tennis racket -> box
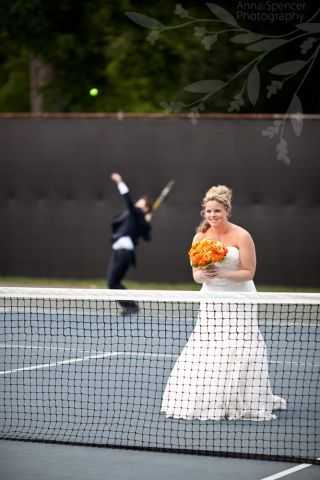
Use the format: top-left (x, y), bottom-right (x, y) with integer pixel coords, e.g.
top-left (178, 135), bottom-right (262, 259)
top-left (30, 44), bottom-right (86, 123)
top-left (152, 180), bottom-right (175, 211)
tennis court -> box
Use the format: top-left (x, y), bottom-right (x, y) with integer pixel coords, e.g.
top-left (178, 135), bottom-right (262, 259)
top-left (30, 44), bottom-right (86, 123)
top-left (1, 3), bottom-right (320, 479)
top-left (1, 287), bottom-right (319, 480)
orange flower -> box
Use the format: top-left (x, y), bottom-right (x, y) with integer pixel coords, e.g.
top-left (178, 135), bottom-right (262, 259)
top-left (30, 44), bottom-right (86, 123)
top-left (188, 239), bottom-right (228, 268)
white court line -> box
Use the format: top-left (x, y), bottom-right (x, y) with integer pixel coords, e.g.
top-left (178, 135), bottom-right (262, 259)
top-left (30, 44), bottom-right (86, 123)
top-left (0, 351), bottom-right (175, 375)
top-left (0, 343), bottom-right (95, 353)
top-left (1, 344), bottom-right (319, 370)
top-left (287, 323), bottom-right (319, 328)
top-left (259, 460), bottom-right (320, 480)
top-left (0, 343), bottom-right (74, 352)
top-left (269, 360), bottom-right (320, 369)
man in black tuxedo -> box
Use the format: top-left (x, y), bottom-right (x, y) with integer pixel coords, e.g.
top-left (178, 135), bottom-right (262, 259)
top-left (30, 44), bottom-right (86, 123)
top-left (107, 172), bottom-right (152, 314)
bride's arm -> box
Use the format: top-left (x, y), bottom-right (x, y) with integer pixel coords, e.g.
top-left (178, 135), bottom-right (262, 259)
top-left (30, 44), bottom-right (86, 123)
top-left (217, 230), bottom-right (256, 282)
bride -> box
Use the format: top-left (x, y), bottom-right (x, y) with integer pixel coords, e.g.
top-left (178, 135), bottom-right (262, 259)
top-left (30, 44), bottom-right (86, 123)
top-left (161, 185), bottom-right (286, 421)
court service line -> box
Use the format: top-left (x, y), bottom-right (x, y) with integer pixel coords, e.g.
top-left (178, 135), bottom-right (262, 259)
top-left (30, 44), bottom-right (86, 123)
top-left (0, 343), bottom-right (75, 352)
top-left (269, 359), bottom-right (320, 369)
top-left (0, 351), bottom-right (176, 375)
top-left (0, 343), bottom-right (96, 353)
top-left (1, 344), bottom-right (319, 370)
top-left (259, 460), bottom-right (319, 480)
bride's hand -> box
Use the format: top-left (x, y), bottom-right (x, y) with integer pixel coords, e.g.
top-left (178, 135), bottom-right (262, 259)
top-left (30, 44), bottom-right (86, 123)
top-left (203, 265), bottom-right (230, 279)
top-left (202, 264), bottom-right (219, 279)
top-left (193, 264), bottom-right (223, 283)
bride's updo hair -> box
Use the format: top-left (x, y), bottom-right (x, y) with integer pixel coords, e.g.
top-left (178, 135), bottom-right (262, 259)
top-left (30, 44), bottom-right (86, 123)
top-left (204, 185), bottom-right (232, 210)
top-left (197, 185), bottom-right (232, 233)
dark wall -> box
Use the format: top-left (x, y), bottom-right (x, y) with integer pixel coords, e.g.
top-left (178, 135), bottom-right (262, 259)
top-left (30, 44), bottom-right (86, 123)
top-left (0, 115), bottom-right (319, 286)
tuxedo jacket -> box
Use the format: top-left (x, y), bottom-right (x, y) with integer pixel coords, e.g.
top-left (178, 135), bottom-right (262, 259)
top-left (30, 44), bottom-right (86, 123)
top-left (111, 191), bottom-right (151, 247)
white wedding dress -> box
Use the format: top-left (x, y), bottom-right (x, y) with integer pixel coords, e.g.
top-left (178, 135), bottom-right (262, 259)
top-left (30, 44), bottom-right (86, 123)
top-left (161, 246), bottom-right (286, 421)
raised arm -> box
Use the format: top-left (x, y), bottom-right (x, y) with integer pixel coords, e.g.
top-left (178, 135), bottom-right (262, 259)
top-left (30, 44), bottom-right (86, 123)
top-left (111, 172), bottom-right (135, 212)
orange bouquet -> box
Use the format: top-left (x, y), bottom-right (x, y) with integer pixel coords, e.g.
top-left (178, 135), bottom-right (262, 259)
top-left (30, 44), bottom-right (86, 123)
top-left (188, 239), bottom-right (228, 269)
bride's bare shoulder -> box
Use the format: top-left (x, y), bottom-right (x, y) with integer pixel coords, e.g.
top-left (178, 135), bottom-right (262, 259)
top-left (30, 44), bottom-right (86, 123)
top-left (231, 223), bottom-right (253, 240)
top-left (192, 232), bottom-right (204, 243)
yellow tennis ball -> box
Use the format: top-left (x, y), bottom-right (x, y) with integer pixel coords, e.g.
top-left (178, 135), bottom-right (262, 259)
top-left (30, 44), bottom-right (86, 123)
top-left (89, 88), bottom-right (99, 97)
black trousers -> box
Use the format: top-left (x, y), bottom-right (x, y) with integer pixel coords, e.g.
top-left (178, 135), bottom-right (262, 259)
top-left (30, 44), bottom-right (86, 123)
top-left (107, 249), bottom-right (137, 308)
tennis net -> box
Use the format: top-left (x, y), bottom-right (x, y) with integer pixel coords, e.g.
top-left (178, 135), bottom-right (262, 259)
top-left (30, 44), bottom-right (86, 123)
top-left (0, 287), bottom-right (319, 464)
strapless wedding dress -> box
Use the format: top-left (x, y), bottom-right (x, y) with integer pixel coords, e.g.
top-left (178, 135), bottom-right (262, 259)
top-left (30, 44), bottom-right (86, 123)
top-left (161, 246), bottom-right (286, 421)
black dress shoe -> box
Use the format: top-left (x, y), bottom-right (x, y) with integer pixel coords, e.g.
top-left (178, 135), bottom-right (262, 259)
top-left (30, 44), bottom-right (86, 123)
top-left (121, 304), bottom-right (139, 315)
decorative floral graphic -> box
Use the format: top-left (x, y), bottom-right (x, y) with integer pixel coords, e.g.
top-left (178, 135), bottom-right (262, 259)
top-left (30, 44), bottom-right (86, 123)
top-left (126, 4), bottom-right (320, 164)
